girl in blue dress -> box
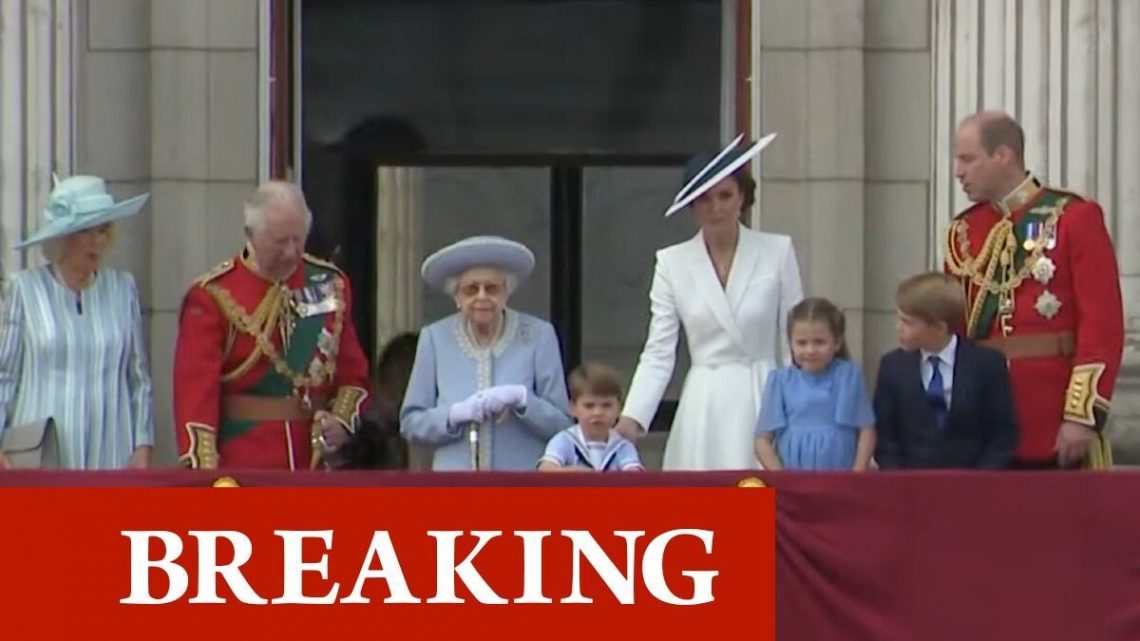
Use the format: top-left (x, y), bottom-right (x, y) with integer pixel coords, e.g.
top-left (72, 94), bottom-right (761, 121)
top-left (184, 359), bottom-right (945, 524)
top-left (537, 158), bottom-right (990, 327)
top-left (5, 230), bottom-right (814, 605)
top-left (754, 298), bottom-right (876, 471)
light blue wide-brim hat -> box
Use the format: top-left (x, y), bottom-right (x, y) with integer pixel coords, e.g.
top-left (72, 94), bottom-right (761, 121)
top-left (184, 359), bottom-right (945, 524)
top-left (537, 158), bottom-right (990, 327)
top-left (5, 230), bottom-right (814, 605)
top-left (13, 175), bottom-right (150, 249)
top-left (421, 235), bottom-right (536, 292)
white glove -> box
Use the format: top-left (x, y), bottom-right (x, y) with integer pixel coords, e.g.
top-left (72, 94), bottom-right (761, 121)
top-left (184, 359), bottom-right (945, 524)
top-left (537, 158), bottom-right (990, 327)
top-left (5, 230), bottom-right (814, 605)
top-left (447, 393), bottom-right (487, 427)
top-left (480, 384), bottom-right (528, 415)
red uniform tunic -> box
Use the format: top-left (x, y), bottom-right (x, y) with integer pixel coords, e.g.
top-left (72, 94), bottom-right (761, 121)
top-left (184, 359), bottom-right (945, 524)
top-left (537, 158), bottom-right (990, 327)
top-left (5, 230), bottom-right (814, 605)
top-left (944, 175), bottom-right (1124, 465)
top-left (173, 249), bottom-right (371, 470)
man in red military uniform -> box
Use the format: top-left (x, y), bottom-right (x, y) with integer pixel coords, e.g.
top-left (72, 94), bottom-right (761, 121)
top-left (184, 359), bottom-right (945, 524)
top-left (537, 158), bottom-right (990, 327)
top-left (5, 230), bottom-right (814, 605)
top-left (944, 111), bottom-right (1124, 469)
top-left (173, 181), bottom-right (371, 470)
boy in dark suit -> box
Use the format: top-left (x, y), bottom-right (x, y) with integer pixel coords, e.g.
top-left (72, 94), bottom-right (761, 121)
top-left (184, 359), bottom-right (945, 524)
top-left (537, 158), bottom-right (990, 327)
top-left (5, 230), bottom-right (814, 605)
top-left (873, 272), bottom-right (1018, 469)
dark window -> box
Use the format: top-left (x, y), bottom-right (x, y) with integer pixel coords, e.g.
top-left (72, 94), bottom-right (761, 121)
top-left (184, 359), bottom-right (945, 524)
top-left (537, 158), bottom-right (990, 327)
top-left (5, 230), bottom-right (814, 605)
top-left (299, 0), bottom-right (720, 432)
top-left (301, 0), bottom-right (721, 157)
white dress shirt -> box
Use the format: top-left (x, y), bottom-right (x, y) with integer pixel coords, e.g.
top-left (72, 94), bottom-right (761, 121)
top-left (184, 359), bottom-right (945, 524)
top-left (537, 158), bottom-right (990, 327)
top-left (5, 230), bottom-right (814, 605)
top-left (919, 334), bottom-right (957, 408)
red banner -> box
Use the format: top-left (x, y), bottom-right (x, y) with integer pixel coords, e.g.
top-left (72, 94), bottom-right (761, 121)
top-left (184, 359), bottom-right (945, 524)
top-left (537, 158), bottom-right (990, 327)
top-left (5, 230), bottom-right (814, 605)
top-left (0, 485), bottom-right (775, 640)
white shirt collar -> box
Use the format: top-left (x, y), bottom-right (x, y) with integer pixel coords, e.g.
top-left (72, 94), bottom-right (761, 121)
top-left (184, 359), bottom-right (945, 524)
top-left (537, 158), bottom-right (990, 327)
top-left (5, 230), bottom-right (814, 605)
top-left (921, 334), bottom-right (958, 367)
top-left (573, 424), bottom-right (615, 447)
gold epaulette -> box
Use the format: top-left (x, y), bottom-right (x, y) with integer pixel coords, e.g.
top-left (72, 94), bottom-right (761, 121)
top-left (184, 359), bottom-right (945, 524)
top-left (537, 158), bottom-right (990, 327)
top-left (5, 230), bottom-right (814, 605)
top-left (194, 258), bottom-right (236, 287)
top-left (302, 253), bottom-right (346, 278)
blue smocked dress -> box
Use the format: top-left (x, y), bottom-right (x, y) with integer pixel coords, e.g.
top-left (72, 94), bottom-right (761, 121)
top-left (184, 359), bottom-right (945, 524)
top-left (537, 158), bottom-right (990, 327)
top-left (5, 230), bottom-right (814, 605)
top-left (754, 358), bottom-right (874, 470)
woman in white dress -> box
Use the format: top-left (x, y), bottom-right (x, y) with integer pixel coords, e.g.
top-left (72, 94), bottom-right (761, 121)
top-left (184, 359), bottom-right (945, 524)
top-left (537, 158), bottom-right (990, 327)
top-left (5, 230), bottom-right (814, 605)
top-left (615, 135), bottom-right (804, 470)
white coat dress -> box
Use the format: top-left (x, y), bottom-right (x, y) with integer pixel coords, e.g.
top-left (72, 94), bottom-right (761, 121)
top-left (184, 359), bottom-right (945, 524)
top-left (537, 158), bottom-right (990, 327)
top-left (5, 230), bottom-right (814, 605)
top-left (623, 224), bottom-right (804, 470)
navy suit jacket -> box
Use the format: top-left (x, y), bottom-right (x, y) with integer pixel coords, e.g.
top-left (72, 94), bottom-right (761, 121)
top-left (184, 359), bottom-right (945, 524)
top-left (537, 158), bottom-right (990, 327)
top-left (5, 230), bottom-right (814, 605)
top-left (873, 338), bottom-right (1018, 469)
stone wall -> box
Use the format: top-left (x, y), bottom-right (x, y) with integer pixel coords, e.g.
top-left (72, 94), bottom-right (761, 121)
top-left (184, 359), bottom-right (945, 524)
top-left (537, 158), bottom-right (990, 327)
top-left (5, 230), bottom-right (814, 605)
top-left (759, 0), bottom-right (869, 364)
top-left (77, 0), bottom-right (262, 465)
top-left (758, 0), bottom-right (935, 381)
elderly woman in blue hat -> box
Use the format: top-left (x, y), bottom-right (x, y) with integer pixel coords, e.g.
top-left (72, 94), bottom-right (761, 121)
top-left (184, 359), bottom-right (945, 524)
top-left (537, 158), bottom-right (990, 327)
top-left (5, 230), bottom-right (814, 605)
top-left (400, 236), bottom-right (572, 470)
top-left (616, 135), bottom-right (804, 470)
top-left (0, 175), bottom-right (155, 470)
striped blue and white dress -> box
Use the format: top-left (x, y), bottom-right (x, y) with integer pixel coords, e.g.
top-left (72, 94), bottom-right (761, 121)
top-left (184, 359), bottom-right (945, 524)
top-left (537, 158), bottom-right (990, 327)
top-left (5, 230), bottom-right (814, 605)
top-left (0, 266), bottom-right (155, 469)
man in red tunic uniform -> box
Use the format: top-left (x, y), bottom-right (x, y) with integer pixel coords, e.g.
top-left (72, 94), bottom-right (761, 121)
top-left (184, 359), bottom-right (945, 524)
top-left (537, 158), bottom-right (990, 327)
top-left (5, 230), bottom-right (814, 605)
top-left (173, 181), bottom-right (371, 470)
top-left (944, 111), bottom-right (1124, 469)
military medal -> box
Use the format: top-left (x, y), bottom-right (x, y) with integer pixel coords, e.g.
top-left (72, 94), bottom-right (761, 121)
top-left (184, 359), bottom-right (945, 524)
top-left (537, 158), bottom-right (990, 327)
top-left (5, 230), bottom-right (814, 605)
top-left (292, 283), bottom-right (340, 317)
top-left (292, 285), bottom-right (311, 316)
top-left (1043, 216), bottom-right (1059, 249)
top-left (307, 358), bottom-right (324, 383)
top-left (1035, 290), bottom-right (1062, 319)
top-left (317, 328), bottom-right (335, 355)
top-left (1023, 220), bottom-right (1043, 252)
top-left (1031, 255), bottom-right (1056, 285)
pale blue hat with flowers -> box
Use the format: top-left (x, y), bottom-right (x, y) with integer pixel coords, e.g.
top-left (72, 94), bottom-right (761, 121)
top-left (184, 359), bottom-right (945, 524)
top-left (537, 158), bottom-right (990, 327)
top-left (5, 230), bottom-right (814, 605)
top-left (13, 175), bottom-right (149, 249)
top-left (421, 235), bottom-right (535, 292)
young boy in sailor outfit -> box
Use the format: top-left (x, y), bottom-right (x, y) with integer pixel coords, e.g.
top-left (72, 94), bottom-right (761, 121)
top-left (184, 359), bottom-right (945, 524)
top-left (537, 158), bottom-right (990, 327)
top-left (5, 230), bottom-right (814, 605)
top-left (538, 363), bottom-right (644, 472)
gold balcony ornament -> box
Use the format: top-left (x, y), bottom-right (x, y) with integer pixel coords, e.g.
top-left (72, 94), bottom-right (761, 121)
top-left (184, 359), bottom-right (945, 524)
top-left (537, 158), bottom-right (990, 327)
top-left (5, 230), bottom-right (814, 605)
top-left (212, 476), bottom-right (241, 488)
top-left (736, 477), bottom-right (766, 488)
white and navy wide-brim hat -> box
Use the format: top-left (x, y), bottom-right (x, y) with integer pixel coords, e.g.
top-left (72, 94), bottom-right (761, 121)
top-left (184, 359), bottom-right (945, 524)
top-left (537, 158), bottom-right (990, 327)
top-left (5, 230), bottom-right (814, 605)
top-left (663, 132), bottom-right (777, 217)
top-left (14, 175), bottom-right (150, 249)
top-left (420, 235), bottom-right (536, 292)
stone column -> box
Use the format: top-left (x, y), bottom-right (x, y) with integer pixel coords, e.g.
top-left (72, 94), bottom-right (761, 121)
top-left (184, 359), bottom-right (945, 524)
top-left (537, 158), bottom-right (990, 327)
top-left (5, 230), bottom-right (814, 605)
top-left (862, 0), bottom-right (935, 374)
top-left (930, 0), bottom-right (1136, 232)
top-left (1108, 0), bottom-right (1140, 461)
top-left (758, 0), bottom-right (867, 360)
top-left (75, 0), bottom-right (152, 304)
top-left (143, 0), bottom-right (261, 465)
top-left (930, 0), bottom-right (1140, 459)
top-left (374, 166), bottom-right (424, 359)
top-left (0, 0), bottom-right (74, 279)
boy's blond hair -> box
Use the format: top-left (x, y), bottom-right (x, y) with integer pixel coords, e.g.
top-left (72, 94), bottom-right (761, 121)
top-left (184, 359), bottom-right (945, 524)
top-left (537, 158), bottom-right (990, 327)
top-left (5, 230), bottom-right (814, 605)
top-left (896, 272), bottom-right (965, 327)
top-left (567, 362), bottom-right (624, 402)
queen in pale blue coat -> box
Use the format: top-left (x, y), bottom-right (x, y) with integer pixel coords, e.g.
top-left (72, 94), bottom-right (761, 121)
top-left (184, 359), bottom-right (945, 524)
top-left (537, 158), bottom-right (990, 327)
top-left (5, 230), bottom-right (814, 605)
top-left (0, 175), bottom-right (155, 470)
top-left (400, 236), bottom-right (572, 470)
